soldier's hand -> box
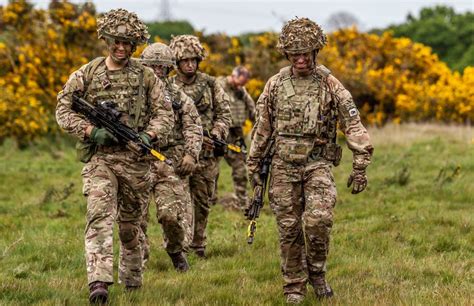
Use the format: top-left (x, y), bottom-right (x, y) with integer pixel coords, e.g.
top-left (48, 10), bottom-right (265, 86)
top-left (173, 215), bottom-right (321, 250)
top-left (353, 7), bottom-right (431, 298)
top-left (139, 132), bottom-right (152, 147)
top-left (347, 169), bottom-right (368, 194)
top-left (202, 136), bottom-right (215, 150)
top-left (179, 154), bottom-right (196, 176)
top-left (90, 127), bottom-right (118, 146)
top-left (209, 129), bottom-right (222, 141)
top-left (250, 172), bottom-right (263, 188)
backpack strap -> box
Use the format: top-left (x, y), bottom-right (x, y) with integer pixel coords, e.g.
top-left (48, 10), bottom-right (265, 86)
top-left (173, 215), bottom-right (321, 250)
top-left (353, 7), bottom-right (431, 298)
top-left (128, 59), bottom-right (146, 128)
top-left (279, 66), bottom-right (295, 98)
top-left (83, 57), bottom-right (106, 92)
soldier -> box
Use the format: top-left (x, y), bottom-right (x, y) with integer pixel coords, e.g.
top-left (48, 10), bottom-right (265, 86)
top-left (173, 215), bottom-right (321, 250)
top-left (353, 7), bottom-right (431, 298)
top-left (55, 9), bottom-right (174, 303)
top-left (129, 42), bottom-right (202, 271)
top-left (169, 35), bottom-right (232, 258)
top-left (247, 18), bottom-right (374, 304)
top-left (215, 66), bottom-right (255, 210)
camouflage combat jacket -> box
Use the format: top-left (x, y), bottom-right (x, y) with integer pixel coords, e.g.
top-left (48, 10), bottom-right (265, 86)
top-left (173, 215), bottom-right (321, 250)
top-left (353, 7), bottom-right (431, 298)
top-left (248, 65), bottom-right (373, 172)
top-left (171, 72), bottom-right (232, 158)
top-left (216, 76), bottom-right (255, 128)
top-left (56, 57), bottom-right (174, 154)
top-left (160, 78), bottom-right (203, 164)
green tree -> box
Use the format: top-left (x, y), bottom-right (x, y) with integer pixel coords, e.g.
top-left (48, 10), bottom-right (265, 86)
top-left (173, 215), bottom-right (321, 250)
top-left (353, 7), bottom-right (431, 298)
top-left (377, 6), bottom-right (474, 71)
top-left (146, 20), bottom-right (194, 41)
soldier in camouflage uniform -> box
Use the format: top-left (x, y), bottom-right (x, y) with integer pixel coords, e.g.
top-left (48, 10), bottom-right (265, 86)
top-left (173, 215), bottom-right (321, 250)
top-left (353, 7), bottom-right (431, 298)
top-left (247, 18), bottom-right (374, 304)
top-left (55, 9), bottom-right (174, 303)
top-left (169, 35), bottom-right (232, 258)
top-left (130, 42), bottom-right (202, 271)
top-left (215, 66), bottom-right (255, 210)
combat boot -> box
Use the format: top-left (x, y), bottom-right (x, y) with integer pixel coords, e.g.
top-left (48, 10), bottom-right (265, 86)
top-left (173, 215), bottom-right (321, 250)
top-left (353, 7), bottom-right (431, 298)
top-left (89, 281), bottom-right (108, 304)
top-left (125, 285), bottom-right (141, 292)
top-left (286, 293), bottom-right (305, 304)
top-left (312, 274), bottom-right (334, 299)
top-left (194, 248), bottom-right (206, 258)
top-left (168, 251), bottom-right (190, 272)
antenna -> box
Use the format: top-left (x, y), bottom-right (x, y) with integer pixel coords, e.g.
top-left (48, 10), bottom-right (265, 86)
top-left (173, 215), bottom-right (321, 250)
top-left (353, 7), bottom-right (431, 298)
top-left (158, 0), bottom-right (172, 21)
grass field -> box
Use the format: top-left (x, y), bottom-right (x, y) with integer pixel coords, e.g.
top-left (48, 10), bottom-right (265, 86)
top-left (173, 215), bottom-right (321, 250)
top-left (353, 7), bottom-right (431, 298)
top-left (0, 124), bottom-right (473, 305)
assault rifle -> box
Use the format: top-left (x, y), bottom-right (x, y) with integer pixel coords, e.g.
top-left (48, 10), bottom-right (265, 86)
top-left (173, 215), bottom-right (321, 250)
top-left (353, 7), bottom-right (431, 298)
top-left (246, 138), bottom-right (274, 244)
top-left (203, 130), bottom-right (247, 154)
top-left (71, 93), bottom-right (172, 165)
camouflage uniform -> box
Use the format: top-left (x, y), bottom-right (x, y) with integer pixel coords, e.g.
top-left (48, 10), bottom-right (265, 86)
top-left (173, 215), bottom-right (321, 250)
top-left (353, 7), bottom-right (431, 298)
top-left (56, 9), bottom-right (174, 291)
top-left (215, 76), bottom-right (255, 209)
top-left (132, 43), bottom-right (202, 267)
top-left (170, 35), bottom-right (232, 255)
top-left (150, 82), bottom-right (202, 252)
top-left (247, 18), bottom-right (373, 300)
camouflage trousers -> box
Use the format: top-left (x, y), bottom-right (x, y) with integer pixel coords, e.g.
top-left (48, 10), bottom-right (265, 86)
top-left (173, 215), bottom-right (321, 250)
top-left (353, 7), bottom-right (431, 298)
top-left (189, 157), bottom-right (219, 251)
top-left (212, 131), bottom-right (248, 210)
top-left (139, 161), bottom-right (191, 262)
top-left (223, 148), bottom-right (249, 209)
top-left (268, 157), bottom-right (337, 296)
top-left (82, 151), bottom-right (149, 287)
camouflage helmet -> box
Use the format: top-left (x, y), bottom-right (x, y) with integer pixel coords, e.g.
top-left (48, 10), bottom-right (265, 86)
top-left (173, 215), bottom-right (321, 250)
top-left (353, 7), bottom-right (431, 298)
top-left (277, 17), bottom-right (327, 54)
top-left (169, 35), bottom-right (206, 61)
top-left (140, 42), bottom-right (176, 67)
top-left (97, 8), bottom-right (150, 45)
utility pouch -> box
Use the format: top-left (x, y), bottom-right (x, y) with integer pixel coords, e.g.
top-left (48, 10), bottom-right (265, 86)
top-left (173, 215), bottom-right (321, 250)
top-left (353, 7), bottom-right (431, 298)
top-left (76, 140), bottom-right (97, 163)
top-left (276, 137), bottom-right (313, 165)
top-left (323, 143), bottom-right (342, 166)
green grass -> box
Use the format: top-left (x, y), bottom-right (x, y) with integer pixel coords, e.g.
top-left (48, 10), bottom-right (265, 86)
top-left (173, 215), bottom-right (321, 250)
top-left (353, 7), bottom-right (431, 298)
top-left (0, 124), bottom-right (473, 305)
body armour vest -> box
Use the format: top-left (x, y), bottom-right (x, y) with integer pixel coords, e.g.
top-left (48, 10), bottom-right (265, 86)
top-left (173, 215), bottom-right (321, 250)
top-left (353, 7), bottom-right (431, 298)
top-left (274, 65), bottom-right (336, 164)
top-left (83, 57), bottom-right (149, 131)
top-left (172, 72), bottom-right (215, 132)
top-left (217, 76), bottom-right (247, 127)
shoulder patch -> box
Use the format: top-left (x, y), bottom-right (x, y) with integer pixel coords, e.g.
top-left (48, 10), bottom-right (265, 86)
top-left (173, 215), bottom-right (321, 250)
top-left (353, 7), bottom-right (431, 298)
top-left (348, 107), bottom-right (358, 117)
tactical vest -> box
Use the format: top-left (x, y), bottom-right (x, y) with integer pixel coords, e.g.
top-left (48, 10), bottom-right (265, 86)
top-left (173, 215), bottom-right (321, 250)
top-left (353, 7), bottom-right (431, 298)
top-left (74, 57), bottom-right (149, 163)
top-left (273, 66), bottom-right (341, 165)
top-left (83, 57), bottom-right (148, 130)
top-left (172, 72), bottom-right (215, 132)
top-left (217, 76), bottom-right (247, 127)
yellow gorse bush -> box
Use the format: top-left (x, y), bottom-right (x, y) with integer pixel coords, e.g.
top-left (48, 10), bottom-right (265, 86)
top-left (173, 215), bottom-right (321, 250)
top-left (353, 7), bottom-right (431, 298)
top-left (0, 1), bottom-right (472, 144)
top-left (0, 0), bottom-right (101, 145)
top-left (320, 28), bottom-right (473, 125)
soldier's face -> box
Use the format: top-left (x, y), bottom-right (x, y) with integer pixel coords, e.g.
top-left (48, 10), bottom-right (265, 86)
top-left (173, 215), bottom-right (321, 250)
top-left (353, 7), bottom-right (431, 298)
top-left (150, 64), bottom-right (170, 78)
top-left (178, 58), bottom-right (198, 76)
top-left (232, 75), bottom-right (249, 88)
top-left (107, 39), bottom-right (133, 63)
top-left (288, 52), bottom-right (315, 75)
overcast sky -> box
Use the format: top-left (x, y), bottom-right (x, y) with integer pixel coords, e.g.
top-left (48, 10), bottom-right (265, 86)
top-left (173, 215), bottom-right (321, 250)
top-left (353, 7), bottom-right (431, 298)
top-left (2, 0), bottom-right (472, 34)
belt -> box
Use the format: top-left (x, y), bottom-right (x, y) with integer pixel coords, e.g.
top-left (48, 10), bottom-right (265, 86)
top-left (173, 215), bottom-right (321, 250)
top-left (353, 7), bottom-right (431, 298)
top-left (277, 132), bottom-right (317, 138)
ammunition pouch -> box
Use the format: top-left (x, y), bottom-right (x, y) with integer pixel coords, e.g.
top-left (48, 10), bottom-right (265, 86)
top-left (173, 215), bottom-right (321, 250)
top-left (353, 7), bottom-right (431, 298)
top-left (275, 136), bottom-right (314, 165)
top-left (323, 143), bottom-right (342, 166)
top-left (310, 143), bottom-right (342, 166)
top-left (75, 140), bottom-right (97, 163)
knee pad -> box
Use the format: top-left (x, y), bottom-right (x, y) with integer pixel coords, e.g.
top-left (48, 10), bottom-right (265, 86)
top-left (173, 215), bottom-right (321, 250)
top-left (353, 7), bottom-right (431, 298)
top-left (304, 210), bottom-right (333, 233)
top-left (119, 222), bottom-right (139, 250)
